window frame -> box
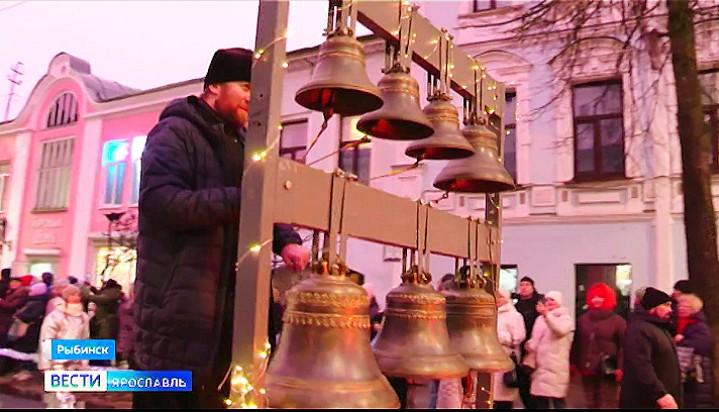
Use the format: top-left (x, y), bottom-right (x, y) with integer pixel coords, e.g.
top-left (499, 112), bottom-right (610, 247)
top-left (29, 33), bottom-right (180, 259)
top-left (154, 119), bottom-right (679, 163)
top-left (503, 92), bottom-right (517, 182)
top-left (571, 79), bottom-right (626, 182)
top-left (338, 116), bottom-right (371, 184)
top-left (700, 69), bottom-right (719, 172)
top-left (279, 119), bottom-right (309, 163)
top-left (34, 137), bottom-right (75, 212)
top-left (129, 136), bottom-right (147, 206)
top-left (0, 163), bottom-right (9, 213)
top-left (46, 92), bottom-right (79, 129)
top-left (101, 139), bottom-right (130, 208)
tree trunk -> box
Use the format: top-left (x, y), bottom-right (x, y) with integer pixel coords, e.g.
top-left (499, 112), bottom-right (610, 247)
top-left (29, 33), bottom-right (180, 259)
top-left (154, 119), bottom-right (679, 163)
top-left (667, 0), bottom-right (719, 406)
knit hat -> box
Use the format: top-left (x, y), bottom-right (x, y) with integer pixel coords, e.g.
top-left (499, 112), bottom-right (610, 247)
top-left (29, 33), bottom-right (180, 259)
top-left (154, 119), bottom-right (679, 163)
top-left (673, 280), bottom-right (692, 294)
top-left (520, 276), bottom-right (535, 286)
top-left (640, 287), bottom-right (672, 310)
top-left (20, 275), bottom-right (34, 287)
top-left (586, 282), bottom-right (617, 311)
top-left (545, 290), bottom-right (563, 306)
top-left (204, 48), bottom-right (253, 89)
top-left (497, 289), bottom-right (512, 301)
top-left (29, 282), bottom-right (47, 297)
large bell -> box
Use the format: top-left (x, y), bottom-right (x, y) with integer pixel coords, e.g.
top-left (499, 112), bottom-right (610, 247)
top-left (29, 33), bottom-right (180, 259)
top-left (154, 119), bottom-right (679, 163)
top-left (295, 34), bottom-right (383, 116)
top-left (405, 96), bottom-right (476, 160)
top-left (356, 69), bottom-right (434, 140)
top-left (266, 271), bottom-right (399, 408)
top-left (371, 265), bottom-right (469, 379)
top-left (442, 279), bottom-right (514, 372)
top-left (433, 119), bottom-right (515, 193)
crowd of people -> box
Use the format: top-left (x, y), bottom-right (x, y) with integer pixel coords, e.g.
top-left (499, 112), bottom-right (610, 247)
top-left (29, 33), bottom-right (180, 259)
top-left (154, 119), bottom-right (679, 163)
top-left (484, 277), bottom-right (714, 409)
top-left (0, 268), bottom-right (134, 379)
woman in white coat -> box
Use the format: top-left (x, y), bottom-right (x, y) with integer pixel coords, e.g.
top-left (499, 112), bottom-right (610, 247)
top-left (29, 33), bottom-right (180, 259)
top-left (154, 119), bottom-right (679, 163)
top-left (524, 290), bottom-right (574, 409)
top-left (493, 289), bottom-right (526, 409)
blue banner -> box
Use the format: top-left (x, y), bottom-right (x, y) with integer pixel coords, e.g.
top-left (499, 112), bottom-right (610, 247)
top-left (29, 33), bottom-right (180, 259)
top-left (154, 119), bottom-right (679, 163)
top-left (50, 339), bottom-right (115, 361)
top-left (106, 371), bottom-right (192, 392)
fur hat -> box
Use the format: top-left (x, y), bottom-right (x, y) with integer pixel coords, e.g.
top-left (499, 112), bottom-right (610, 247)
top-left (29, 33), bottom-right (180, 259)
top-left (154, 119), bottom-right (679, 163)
top-left (545, 290), bottom-right (563, 306)
top-left (673, 280), bottom-right (692, 294)
top-left (204, 48), bottom-right (253, 89)
top-left (586, 282), bottom-right (617, 311)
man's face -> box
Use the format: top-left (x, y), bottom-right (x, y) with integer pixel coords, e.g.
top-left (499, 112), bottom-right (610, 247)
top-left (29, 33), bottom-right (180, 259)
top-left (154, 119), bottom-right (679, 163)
top-left (651, 301), bottom-right (673, 320)
top-left (677, 301), bottom-right (693, 318)
top-left (213, 81), bottom-right (251, 128)
top-left (518, 281), bottom-right (534, 297)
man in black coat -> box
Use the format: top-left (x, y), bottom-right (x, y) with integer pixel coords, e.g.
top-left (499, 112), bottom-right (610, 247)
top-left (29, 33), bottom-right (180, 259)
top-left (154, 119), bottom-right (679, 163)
top-left (619, 287), bottom-right (682, 409)
top-left (511, 275), bottom-right (543, 409)
top-left (133, 48), bottom-right (310, 409)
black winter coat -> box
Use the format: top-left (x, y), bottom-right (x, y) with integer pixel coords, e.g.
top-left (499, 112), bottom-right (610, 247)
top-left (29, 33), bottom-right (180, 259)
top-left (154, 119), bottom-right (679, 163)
top-left (678, 311), bottom-right (714, 409)
top-left (513, 292), bottom-right (544, 350)
top-left (134, 96), bottom-right (301, 385)
top-left (10, 294), bottom-right (46, 353)
top-left (619, 311), bottom-right (682, 409)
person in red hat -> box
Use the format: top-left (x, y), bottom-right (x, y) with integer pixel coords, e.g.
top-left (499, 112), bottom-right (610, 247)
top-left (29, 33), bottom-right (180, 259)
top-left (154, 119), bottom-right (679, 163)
top-left (571, 282), bottom-right (627, 409)
top-left (19, 275), bottom-right (34, 288)
top-left (133, 48), bottom-right (310, 409)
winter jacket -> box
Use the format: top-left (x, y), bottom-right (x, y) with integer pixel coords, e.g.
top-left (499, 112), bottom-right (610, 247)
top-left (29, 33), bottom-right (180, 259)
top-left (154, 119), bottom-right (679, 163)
top-left (525, 306), bottom-right (574, 398)
top-left (38, 302), bottom-right (90, 370)
top-left (513, 291), bottom-right (544, 350)
top-left (619, 310), bottom-right (682, 409)
top-left (571, 309), bottom-right (626, 375)
top-left (493, 302), bottom-right (526, 402)
top-left (678, 311), bottom-right (714, 409)
top-left (9, 294), bottom-right (47, 353)
top-left (86, 286), bottom-right (121, 340)
top-left (134, 96), bottom-right (301, 386)
top-left (0, 287), bottom-right (28, 346)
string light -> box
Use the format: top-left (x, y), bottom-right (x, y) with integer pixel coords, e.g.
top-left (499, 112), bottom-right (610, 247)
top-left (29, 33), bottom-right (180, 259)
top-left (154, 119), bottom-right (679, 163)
top-left (249, 243), bottom-right (262, 254)
top-left (282, 61), bottom-right (289, 69)
top-left (251, 150), bottom-right (267, 162)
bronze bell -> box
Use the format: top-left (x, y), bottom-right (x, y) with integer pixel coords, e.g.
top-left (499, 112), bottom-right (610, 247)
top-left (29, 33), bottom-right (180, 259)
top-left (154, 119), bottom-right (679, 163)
top-left (405, 96), bottom-right (475, 160)
top-left (372, 265), bottom-right (469, 379)
top-left (433, 118), bottom-right (515, 193)
top-left (266, 269), bottom-right (399, 409)
top-left (295, 34), bottom-right (383, 116)
top-left (442, 276), bottom-right (514, 373)
top-left (356, 68), bottom-right (434, 140)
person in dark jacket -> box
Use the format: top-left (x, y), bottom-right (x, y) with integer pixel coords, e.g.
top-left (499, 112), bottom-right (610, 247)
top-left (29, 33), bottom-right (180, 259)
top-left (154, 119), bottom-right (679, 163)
top-left (0, 268), bottom-right (11, 299)
top-left (512, 276), bottom-right (543, 409)
top-left (0, 282), bottom-right (48, 376)
top-left (675, 293), bottom-right (714, 409)
top-left (86, 279), bottom-right (122, 341)
top-left (0, 276), bottom-right (28, 347)
top-left (619, 287), bottom-right (681, 409)
top-left (133, 48), bottom-right (309, 409)
top-left (571, 282), bottom-right (626, 409)
top-left (117, 288), bottom-right (135, 367)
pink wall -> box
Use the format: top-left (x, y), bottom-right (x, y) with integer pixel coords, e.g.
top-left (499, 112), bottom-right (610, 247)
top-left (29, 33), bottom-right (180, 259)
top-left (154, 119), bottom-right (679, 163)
top-left (89, 109), bottom-right (161, 234)
top-left (16, 79), bottom-right (86, 276)
top-left (0, 138), bottom-right (15, 163)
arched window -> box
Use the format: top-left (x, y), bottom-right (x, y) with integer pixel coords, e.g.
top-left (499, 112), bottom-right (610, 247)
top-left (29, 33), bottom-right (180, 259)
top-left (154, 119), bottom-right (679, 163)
top-left (46, 92), bottom-right (79, 128)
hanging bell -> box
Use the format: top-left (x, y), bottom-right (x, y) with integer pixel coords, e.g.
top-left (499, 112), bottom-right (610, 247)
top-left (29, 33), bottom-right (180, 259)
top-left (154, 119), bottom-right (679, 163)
top-left (371, 265), bottom-right (469, 379)
top-left (433, 118), bottom-right (515, 193)
top-left (266, 270), bottom-right (399, 408)
top-left (442, 278), bottom-right (514, 373)
top-left (295, 34), bottom-right (384, 116)
top-left (356, 68), bottom-right (435, 140)
top-left (405, 95), bottom-right (476, 160)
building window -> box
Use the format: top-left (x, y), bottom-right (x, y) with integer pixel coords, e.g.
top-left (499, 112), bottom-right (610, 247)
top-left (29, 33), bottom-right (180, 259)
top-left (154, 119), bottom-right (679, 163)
top-left (102, 140), bottom-right (129, 206)
top-left (35, 138), bottom-right (74, 210)
top-left (339, 116), bottom-right (371, 184)
top-left (46, 92), bottom-right (79, 129)
top-left (504, 93), bottom-right (517, 182)
top-left (572, 80), bottom-right (625, 180)
top-left (474, 0), bottom-right (518, 12)
top-left (130, 136), bottom-right (147, 204)
top-left (700, 69), bottom-right (719, 170)
top-left (0, 163), bottom-right (9, 213)
top-left (280, 120), bottom-right (308, 162)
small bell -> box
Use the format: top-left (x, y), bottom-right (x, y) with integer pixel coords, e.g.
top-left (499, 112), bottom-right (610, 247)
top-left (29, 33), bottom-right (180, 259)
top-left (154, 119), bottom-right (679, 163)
top-left (405, 95), bottom-right (475, 160)
top-left (433, 117), bottom-right (515, 193)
